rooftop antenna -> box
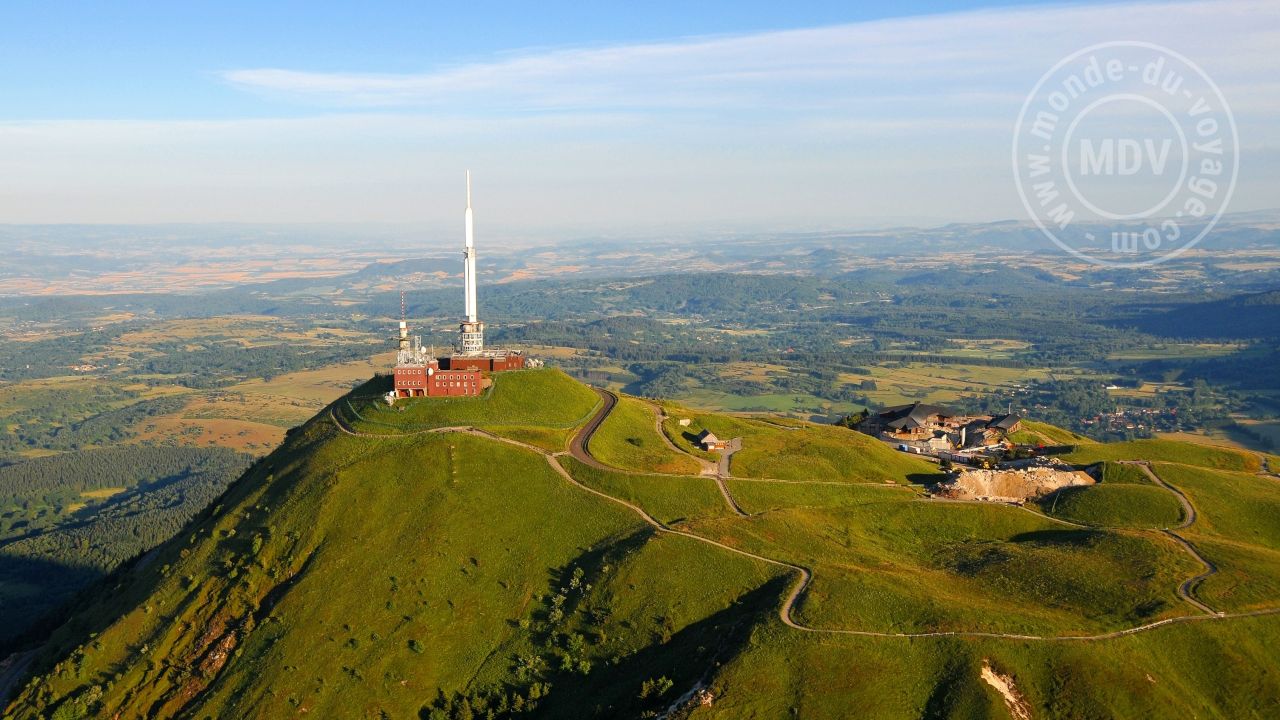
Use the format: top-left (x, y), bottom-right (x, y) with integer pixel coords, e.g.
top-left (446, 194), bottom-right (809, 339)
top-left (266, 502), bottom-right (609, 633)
top-left (397, 290), bottom-right (410, 355)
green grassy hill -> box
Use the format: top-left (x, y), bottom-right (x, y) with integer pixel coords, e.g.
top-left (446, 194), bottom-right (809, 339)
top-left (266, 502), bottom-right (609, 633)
top-left (1038, 484), bottom-right (1186, 528)
top-left (5, 371), bottom-right (1280, 719)
top-left (1063, 438), bottom-right (1261, 472)
top-left (661, 405), bottom-right (939, 483)
top-left (343, 368), bottom-right (599, 448)
top-left (587, 396), bottom-right (702, 475)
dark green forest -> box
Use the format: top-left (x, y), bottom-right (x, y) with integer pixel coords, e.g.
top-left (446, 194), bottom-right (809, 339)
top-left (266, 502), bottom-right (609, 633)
top-left (0, 447), bottom-right (250, 652)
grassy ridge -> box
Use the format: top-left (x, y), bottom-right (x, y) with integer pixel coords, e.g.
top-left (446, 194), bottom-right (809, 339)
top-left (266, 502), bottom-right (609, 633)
top-left (682, 490), bottom-right (1196, 634)
top-left (1039, 484), bottom-right (1186, 528)
top-left (1100, 461), bottom-right (1155, 484)
top-left (705, 616), bottom-right (1280, 719)
top-left (1188, 536), bottom-right (1280, 611)
top-left (1064, 439), bottom-right (1260, 472)
top-left (663, 409), bottom-right (939, 483)
top-left (1156, 464), bottom-right (1280, 550)
top-left (6, 415), bottom-right (778, 718)
top-left (1151, 463), bottom-right (1280, 614)
top-left (587, 396), bottom-right (701, 475)
top-left (1013, 419), bottom-right (1095, 445)
top-left (724, 479), bottom-right (919, 514)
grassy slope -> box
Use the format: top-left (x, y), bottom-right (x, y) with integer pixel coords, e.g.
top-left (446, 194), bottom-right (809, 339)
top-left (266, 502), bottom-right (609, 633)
top-left (1154, 464), bottom-right (1280, 611)
top-left (725, 480), bottom-right (920, 515)
top-left (561, 457), bottom-right (729, 525)
top-left (1039, 484), bottom-right (1186, 529)
top-left (1101, 461), bottom-right (1155, 484)
top-left (1064, 439), bottom-right (1260, 473)
top-left (701, 616), bottom-right (1280, 719)
top-left (682, 493), bottom-right (1196, 634)
top-left (662, 408), bottom-right (940, 483)
top-left (347, 368), bottom-right (600, 433)
top-left (1017, 420), bottom-right (1094, 445)
top-left (5, 422), bottom-right (773, 718)
top-left (588, 396), bottom-right (701, 475)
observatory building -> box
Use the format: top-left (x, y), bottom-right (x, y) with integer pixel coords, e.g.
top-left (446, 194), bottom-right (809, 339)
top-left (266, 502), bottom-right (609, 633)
top-left (391, 320), bottom-right (481, 398)
top-left (391, 172), bottom-right (530, 400)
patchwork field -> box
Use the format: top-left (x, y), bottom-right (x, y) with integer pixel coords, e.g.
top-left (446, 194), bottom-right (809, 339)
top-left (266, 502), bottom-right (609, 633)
top-left (842, 362), bottom-right (1094, 407)
top-left (1105, 343), bottom-right (1244, 361)
top-left (132, 416), bottom-right (285, 453)
top-left (678, 389), bottom-right (860, 416)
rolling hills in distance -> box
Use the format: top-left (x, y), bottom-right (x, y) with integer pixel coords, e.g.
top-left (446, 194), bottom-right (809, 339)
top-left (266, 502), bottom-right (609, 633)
top-left (5, 368), bottom-right (1279, 719)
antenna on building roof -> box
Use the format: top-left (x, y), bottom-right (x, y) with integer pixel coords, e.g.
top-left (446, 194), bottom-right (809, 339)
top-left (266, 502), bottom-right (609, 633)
top-left (400, 290), bottom-right (406, 325)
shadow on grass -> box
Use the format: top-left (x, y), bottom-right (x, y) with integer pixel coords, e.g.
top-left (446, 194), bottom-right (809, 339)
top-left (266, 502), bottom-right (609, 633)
top-left (1008, 528), bottom-right (1103, 547)
top-left (534, 576), bottom-right (790, 719)
top-left (922, 652), bottom-right (1002, 720)
top-left (0, 555), bottom-right (102, 655)
top-left (907, 471), bottom-right (949, 487)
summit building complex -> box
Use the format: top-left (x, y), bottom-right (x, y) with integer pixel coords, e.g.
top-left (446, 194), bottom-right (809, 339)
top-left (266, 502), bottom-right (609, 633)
top-left (392, 173), bottom-right (527, 400)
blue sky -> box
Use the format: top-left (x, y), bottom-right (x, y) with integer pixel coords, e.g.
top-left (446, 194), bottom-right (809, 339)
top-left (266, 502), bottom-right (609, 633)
top-left (2, 0), bottom-right (1075, 120)
top-left (1, 0), bottom-right (1275, 234)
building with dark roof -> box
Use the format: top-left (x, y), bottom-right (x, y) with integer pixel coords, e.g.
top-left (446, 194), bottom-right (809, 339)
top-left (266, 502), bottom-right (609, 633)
top-left (695, 429), bottom-right (727, 451)
top-left (870, 402), bottom-right (961, 436)
top-left (987, 414), bottom-right (1023, 432)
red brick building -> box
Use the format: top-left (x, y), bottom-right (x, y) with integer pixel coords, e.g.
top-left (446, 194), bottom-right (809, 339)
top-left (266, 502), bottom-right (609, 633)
top-left (393, 360), bottom-right (482, 398)
top-left (440, 351), bottom-right (526, 372)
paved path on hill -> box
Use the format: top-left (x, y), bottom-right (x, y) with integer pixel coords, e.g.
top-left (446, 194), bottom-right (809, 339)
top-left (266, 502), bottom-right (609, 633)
top-left (1119, 461), bottom-right (1221, 616)
top-left (567, 388), bottom-right (617, 471)
top-left (328, 400), bottom-right (1280, 642)
top-left (715, 438), bottom-right (748, 516)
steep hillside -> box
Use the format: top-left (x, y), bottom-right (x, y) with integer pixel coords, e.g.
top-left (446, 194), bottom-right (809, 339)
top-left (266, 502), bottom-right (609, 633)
top-left (5, 369), bottom-right (1280, 719)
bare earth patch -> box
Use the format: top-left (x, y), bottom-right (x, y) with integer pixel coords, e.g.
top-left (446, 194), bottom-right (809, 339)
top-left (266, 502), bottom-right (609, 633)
top-left (980, 659), bottom-right (1032, 720)
top-left (935, 459), bottom-right (1095, 504)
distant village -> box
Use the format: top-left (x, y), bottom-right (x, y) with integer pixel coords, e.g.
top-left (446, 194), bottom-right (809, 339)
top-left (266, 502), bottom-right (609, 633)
top-left (1078, 406), bottom-right (1184, 434)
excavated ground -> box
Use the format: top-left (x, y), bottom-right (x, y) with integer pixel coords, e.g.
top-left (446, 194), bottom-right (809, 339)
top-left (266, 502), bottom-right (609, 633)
top-left (933, 459), bottom-right (1095, 504)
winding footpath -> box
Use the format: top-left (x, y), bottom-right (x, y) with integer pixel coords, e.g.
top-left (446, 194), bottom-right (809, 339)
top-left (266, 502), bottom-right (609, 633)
top-left (1118, 461), bottom-right (1222, 616)
top-left (329, 395), bottom-right (1280, 642)
top-left (714, 438), bottom-right (749, 517)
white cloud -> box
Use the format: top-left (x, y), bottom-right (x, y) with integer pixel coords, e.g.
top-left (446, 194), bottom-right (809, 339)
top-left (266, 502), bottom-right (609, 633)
top-left (1, 0), bottom-right (1277, 228)
top-left (220, 0), bottom-right (1279, 115)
